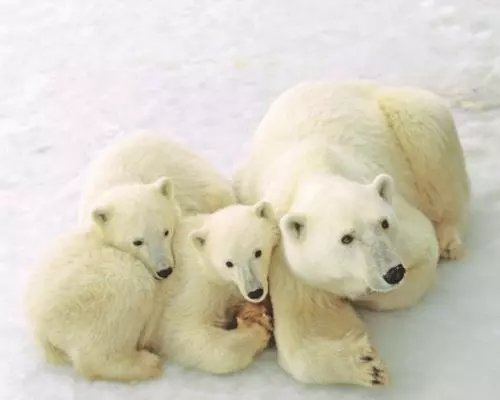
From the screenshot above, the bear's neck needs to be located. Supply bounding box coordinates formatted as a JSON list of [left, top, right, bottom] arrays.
[[260, 141, 378, 219], [196, 270, 243, 321], [263, 171, 353, 220], [262, 141, 382, 211], [298, 171, 343, 184]]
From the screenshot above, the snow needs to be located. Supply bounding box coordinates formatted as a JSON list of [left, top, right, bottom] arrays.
[[1, 0, 499, 398]]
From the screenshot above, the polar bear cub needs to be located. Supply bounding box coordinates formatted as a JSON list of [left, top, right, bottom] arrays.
[[25, 177, 179, 382], [78, 132, 235, 222], [150, 201, 280, 374]]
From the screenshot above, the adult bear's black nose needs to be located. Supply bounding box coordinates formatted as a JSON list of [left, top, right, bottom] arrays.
[[383, 264, 406, 285], [248, 288, 264, 300], [156, 267, 173, 280]]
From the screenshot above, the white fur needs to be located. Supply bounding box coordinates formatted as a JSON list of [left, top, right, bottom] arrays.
[[147, 202, 280, 374], [78, 132, 235, 222], [233, 80, 470, 385], [25, 178, 180, 382]]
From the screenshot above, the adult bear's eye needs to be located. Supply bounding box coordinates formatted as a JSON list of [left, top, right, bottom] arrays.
[[254, 249, 262, 258], [164, 229, 170, 237], [225, 261, 234, 268], [381, 219, 389, 229], [341, 234, 354, 245], [133, 239, 144, 247]]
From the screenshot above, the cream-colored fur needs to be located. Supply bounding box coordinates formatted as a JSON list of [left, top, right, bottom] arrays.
[[232, 80, 469, 385], [25, 178, 179, 382], [79, 132, 235, 222], [147, 202, 280, 374], [270, 247, 388, 386]]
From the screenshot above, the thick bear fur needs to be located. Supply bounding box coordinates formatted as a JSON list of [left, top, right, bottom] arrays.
[[78, 132, 235, 222], [145, 202, 280, 375], [232, 80, 470, 386], [25, 178, 179, 382]]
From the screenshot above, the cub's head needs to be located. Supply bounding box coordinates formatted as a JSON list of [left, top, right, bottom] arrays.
[[189, 201, 280, 303], [280, 174, 405, 299], [90, 177, 181, 281]]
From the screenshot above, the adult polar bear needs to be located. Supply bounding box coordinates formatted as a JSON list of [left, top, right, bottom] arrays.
[[233, 81, 470, 386]]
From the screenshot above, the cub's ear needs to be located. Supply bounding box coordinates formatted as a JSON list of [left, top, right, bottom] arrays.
[[253, 200, 276, 222], [280, 213, 306, 241], [371, 174, 394, 203], [153, 177, 174, 200], [189, 228, 208, 250], [91, 207, 110, 227]]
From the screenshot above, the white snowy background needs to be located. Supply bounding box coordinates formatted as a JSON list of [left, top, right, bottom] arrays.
[[1, 0, 499, 399]]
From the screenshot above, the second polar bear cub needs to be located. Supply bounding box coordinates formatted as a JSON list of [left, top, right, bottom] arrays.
[[151, 201, 280, 374], [78, 132, 235, 222], [25, 178, 177, 382]]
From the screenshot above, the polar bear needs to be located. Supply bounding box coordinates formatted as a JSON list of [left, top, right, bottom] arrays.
[[25, 177, 179, 382], [78, 132, 235, 222], [232, 81, 470, 385], [146, 201, 280, 375]]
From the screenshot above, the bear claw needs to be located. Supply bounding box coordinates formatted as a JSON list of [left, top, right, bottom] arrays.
[[436, 225, 465, 261], [355, 348, 389, 387], [234, 302, 273, 332], [440, 244, 464, 260]]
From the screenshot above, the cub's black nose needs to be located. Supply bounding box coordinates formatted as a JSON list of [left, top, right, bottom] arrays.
[[383, 264, 405, 285], [157, 267, 173, 280], [248, 288, 264, 300]]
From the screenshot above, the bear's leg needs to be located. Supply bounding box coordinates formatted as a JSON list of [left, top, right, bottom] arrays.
[[64, 290, 162, 382], [378, 87, 470, 260], [275, 297, 389, 386], [280, 330, 389, 387], [435, 223, 465, 261], [165, 317, 271, 374], [137, 295, 166, 355], [354, 196, 440, 311], [270, 257, 388, 387], [72, 349, 163, 382]]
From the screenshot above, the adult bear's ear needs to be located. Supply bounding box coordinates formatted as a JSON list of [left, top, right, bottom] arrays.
[[189, 227, 208, 250], [280, 213, 306, 241], [370, 174, 394, 203], [253, 200, 276, 222], [153, 176, 174, 200]]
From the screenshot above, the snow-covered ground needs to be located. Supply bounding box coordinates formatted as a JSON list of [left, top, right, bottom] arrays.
[[1, 0, 499, 399]]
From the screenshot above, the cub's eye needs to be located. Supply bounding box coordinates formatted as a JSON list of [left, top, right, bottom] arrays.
[[164, 229, 170, 237], [381, 219, 389, 229], [225, 261, 234, 268], [133, 239, 144, 247], [254, 249, 262, 258], [341, 234, 354, 245]]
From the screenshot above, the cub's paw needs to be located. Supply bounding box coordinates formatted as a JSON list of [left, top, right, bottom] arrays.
[[236, 302, 273, 332], [234, 302, 273, 351]]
